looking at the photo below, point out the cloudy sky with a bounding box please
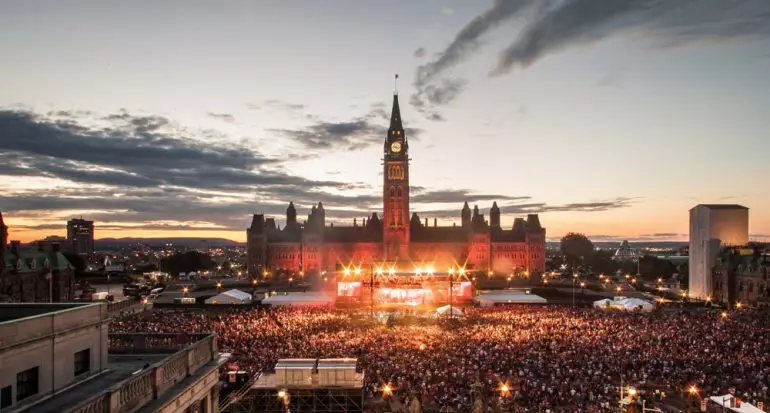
[1,0,769,243]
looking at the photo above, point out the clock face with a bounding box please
[390,141,402,153]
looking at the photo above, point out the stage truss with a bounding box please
[335,263,475,306]
[224,387,364,413]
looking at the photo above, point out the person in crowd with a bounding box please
[110,305,770,412]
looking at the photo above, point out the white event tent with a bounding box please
[474,290,547,307]
[435,305,464,317]
[709,395,766,413]
[205,289,252,305]
[593,297,654,312]
[262,292,334,307]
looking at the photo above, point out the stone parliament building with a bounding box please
[246,92,546,278]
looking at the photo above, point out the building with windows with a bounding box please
[712,246,769,307]
[67,218,94,257]
[1,213,76,302]
[0,302,226,413]
[246,91,546,280]
[688,204,749,299]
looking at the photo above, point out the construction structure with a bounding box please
[224,358,364,413]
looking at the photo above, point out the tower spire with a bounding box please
[390,90,403,131]
[394,73,399,95]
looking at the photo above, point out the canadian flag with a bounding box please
[45,271,52,281]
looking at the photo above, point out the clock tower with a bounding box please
[383,88,410,261]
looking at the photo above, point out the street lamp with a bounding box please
[182,286,189,297]
[216,281,222,292]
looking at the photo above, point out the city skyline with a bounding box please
[1,1,770,243]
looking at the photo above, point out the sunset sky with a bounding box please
[1,0,769,244]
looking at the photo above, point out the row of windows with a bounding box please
[0,348,90,409]
[388,186,404,197]
[387,165,405,180]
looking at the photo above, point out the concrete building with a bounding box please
[688,204,749,299]
[0,303,227,413]
[67,218,94,257]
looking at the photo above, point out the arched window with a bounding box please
[389,187,395,197]
[397,187,402,197]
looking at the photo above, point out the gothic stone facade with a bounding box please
[0,213,76,302]
[246,94,546,277]
[712,247,769,307]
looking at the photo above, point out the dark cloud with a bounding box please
[413,47,427,58]
[0,108,362,209]
[268,107,422,151]
[269,120,387,151]
[0,108,636,235]
[493,0,770,75]
[411,190,529,204]
[207,112,235,123]
[416,0,770,104]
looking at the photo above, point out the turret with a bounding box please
[410,212,422,228]
[490,202,501,228]
[247,214,267,277]
[286,202,297,226]
[317,202,326,227]
[461,202,471,228]
[526,214,542,230]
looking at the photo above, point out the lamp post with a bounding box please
[572,273,578,307]
[449,267,455,321]
[370,267,375,322]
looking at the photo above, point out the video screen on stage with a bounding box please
[337,281,362,297]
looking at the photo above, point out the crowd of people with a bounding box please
[110,305,770,412]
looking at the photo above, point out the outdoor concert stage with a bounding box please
[224,358,364,413]
[335,266,474,306]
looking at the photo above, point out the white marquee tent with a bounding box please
[474,290,547,307]
[262,292,334,307]
[593,297,654,312]
[205,289,252,305]
[435,305,464,317]
[709,395,766,413]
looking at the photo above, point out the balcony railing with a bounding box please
[106,298,150,318]
[70,333,218,413]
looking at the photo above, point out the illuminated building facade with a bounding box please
[246,91,546,286]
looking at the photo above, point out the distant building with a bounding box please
[689,204,749,299]
[1,214,76,302]
[66,218,94,257]
[712,246,769,307]
[246,92,546,277]
[0,302,225,413]
[612,240,639,262]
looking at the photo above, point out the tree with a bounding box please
[560,233,595,266]
[62,251,87,275]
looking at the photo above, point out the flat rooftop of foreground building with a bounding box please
[0,302,95,323]
[21,353,170,413]
[12,333,226,413]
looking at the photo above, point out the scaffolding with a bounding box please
[224,358,365,413]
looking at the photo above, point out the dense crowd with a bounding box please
[110,305,770,412]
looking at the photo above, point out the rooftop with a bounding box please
[692,204,749,210]
[20,333,225,413]
[0,303,90,323]
[27,354,169,413]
